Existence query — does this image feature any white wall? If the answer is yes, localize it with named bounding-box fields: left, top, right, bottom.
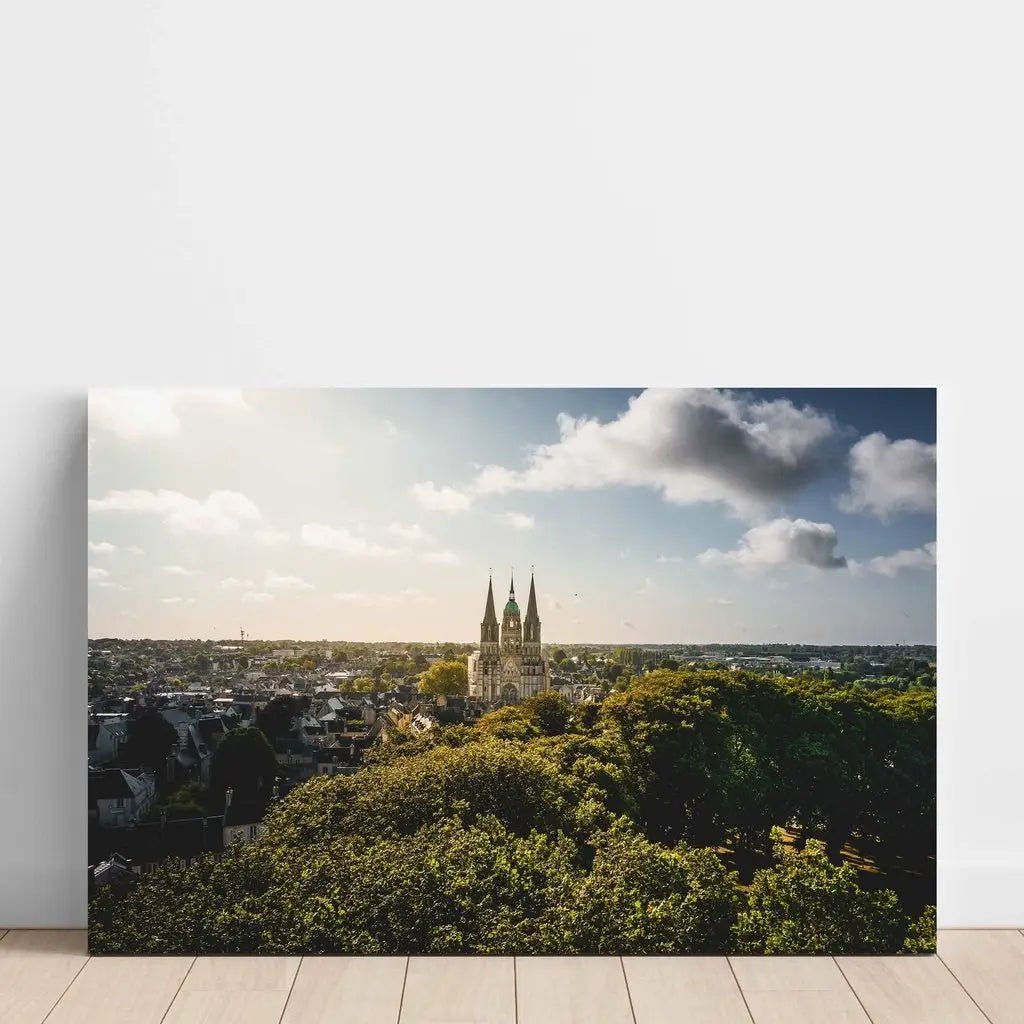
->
left=1, top=1, right=1021, bottom=927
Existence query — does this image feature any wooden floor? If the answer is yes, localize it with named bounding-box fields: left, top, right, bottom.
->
left=1, top=930, right=1023, bottom=1023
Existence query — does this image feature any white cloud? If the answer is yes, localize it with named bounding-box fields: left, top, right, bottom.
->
left=840, top=432, right=936, bottom=519
left=495, top=511, right=535, bottom=531
left=414, top=389, right=838, bottom=519
left=410, top=481, right=473, bottom=513
left=253, top=528, right=290, bottom=547
left=242, top=591, right=275, bottom=604
left=127, top=545, right=145, bottom=556
left=637, top=576, right=654, bottom=594
left=264, top=570, right=314, bottom=590
left=163, top=565, right=199, bottom=576
left=219, top=577, right=255, bottom=590
left=89, top=389, right=247, bottom=440
left=300, top=523, right=400, bottom=558
left=388, top=522, right=433, bottom=543
left=708, top=597, right=734, bottom=606
left=421, top=548, right=461, bottom=566
left=160, top=595, right=193, bottom=605
left=862, top=541, right=936, bottom=577
left=334, top=588, right=434, bottom=606
left=89, top=489, right=263, bottom=536
left=698, top=517, right=847, bottom=571
left=88, top=541, right=116, bottom=554
left=88, top=566, right=110, bottom=581
left=656, top=554, right=686, bottom=564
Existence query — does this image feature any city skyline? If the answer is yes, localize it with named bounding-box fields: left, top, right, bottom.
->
left=88, top=388, right=936, bottom=644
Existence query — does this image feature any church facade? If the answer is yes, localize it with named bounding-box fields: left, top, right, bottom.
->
left=468, top=573, right=549, bottom=703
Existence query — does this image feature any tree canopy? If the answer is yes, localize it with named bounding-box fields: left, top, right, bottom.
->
left=118, top=709, right=177, bottom=774
left=91, top=667, right=935, bottom=955
left=418, top=659, right=469, bottom=696
left=209, top=727, right=278, bottom=800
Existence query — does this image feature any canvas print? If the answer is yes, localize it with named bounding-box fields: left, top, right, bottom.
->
left=87, top=388, right=936, bottom=955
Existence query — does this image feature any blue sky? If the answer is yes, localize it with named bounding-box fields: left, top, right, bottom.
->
left=88, top=388, right=935, bottom=643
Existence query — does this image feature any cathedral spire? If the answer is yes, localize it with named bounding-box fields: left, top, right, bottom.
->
left=525, top=571, right=539, bottom=622
left=509, top=571, right=515, bottom=600
left=483, top=574, right=497, bottom=624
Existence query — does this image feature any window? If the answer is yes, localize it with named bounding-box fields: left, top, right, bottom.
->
left=248, top=824, right=259, bottom=840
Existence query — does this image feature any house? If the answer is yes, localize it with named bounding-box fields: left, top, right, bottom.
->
left=88, top=768, right=157, bottom=827
left=89, top=814, right=225, bottom=874
left=182, top=716, right=228, bottom=786
left=314, top=745, right=362, bottom=775
left=222, top=790, right=268, bottom=847
left=160, top=706, right=195, bottom=745
left=89, top=853, right=137, bottom=895
left=273, top=738, right=315, bottom=779
left=89, top=714, right=129, bottom=766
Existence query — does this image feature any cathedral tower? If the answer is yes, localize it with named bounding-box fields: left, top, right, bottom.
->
left=501, top=574, right=522, bottom=655
left=523, top=572, right=541, bottom=655
left=480, top=575, right=499, bottom=654
left=468, top=569, right=549, bottom=703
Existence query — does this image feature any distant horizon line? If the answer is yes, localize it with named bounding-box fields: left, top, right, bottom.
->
left=87, top=635, right=937, bottom=648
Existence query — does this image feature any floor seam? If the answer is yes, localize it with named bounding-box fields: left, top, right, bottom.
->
left=833, top=958, right=877, bottom=1024
left=513, top=957, right=519, bottom=1024
left=725, top=957, right=757, bottom=1024
left=936, top=953, right=995, bottom=1024
left=156, top=955, right=197, bottom=1024
left=619, top=957, right=637, bottom=1024
left=395, top=956, right=410, bottom=1024
left=276, top=957, right=303, bottom=1024
left=39, top=949, right=91, bottom=1024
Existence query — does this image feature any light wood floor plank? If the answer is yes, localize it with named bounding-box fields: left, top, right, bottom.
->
left=400, top=956, right=514, bottom=1024
left=939, top=931, right=1024, bottom=1024
left=0, top=931, right=89, bottom=1024
left=516, top=957, right=633, bottom=1024
left=46, top=955, right=194, bottom=1024
left=624, top=957, right=752, bottom=1024
left=281, top=956, right=406, bottom=1024
left=729, top=957, right=870, bottom=1024
left=162, top=956, right=300, bottom=1024
left=837, top=956, right=987, bottom=1023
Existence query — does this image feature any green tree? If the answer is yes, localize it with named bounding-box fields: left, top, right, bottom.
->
left=209, top=727, right=278, bottom=800
left=150, top=782, right=208, bottom=820
left=256, top=695, right=309, bottom=742
left=564, top=824, right=739, bottom=954
left=733, top=833, right=909, bottom=954
left=418, top=659, right=469, bottom=696
left=477, top=691, right=572, bottom=740
left=902, top=905, right=937, bottom=954
left=119, top=709, right=178, bottom=773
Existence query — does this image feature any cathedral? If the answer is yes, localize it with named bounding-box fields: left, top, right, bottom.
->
left=468, top=572, right=549, bottom=703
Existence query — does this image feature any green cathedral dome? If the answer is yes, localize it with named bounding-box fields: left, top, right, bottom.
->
left=503, top=597, right=520, bottom=616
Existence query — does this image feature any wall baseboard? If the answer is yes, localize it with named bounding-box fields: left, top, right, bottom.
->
left=939, top=866, right=1024, bottom=928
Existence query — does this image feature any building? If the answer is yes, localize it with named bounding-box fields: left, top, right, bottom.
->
left=87, top=768, right=157, bottom=827
left=468, top=573, right=549, bottom=703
